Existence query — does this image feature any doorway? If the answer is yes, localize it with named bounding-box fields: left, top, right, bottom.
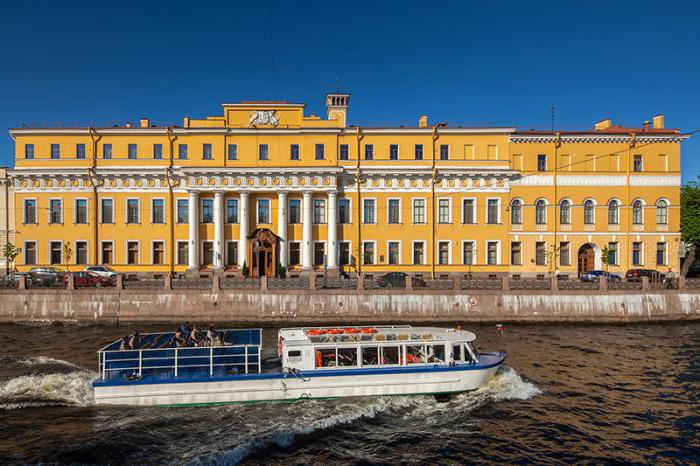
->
left=578, top=244, right=596, bottom=275
left=249, top=228, right=278, bottom=278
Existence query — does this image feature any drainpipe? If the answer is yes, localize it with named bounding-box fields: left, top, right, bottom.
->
left=167, top=127, right=177, bottom=274
left=553, top=132, right=561, bottom=276
left=89, top=127, right=101, bottom=265
left=627, top=132, right=636, bottom=272
left=356, top=126, right=363, bottom=276
left=431, top=125, right=438, bottom=279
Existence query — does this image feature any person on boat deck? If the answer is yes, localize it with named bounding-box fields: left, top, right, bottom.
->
left=172, top=330, right=187, bottom=348
left=206, top=324, right=219, bottom=346
left=127, top=331, right=141, bottom=349
left=119, top=335, right=129, bottom=351
left=189, top=324, right=203, bottom=346
left=178, top=321, right=192, bottom=338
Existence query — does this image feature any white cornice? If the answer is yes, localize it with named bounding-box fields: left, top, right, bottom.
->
left=510, top=134, right=690, bottom=144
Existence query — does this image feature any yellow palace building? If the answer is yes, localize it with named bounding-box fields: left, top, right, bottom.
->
left=8, top=93, right=688, bottom=278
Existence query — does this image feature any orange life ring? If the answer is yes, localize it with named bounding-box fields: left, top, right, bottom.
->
left=361, top=327, right=378, bottom=334
left=327, top=328, right=342, bottom=335
left=343, top=327, right=359, bottom=334
left=307, top=329, right=323, bottom=336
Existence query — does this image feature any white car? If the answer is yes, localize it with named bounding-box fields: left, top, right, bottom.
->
left=84, top=265, right=118, bottom=280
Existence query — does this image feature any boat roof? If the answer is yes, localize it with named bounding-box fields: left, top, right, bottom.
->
left=279, top=325, right=476, bottom=345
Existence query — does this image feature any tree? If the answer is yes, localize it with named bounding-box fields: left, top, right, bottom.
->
left=63, top=241, right=73, bottom=271
left=681, top=177, right=700, bottom=276
left=601, top=246, right=612, bottom=272
left=241, top=261, right=249, bottom=278
left=2, top=242, right=19, bottom=273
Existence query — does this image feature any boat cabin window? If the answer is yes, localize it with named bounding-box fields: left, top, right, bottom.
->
left=337, top=347, right=357, bottom=366
left=362, top=347, right=379, bottom=366
left=428, top=344, right=446, bottom=363
left=452, top=344, right=463, bottom=362
left=381, top=346, right=401, bottom=365
left=316, top=348, right=337, bottom=368
left=287, top=350, right=301, bottom=358
left=406, top=345, right=426, bottom=364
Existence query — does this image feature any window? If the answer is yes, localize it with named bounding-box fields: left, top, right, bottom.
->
left=152, top=199, right=165, bottom=224
left=608, top=242, right=618, bottom=265
left=50, top=241, right=62, bottom=265
left=438, top=199, right=450, bottom=223
left=487, top=241, right=498, bottom=265
left=363, top=242, right=375, bottom=265
left=257, top=199, right=270, bottom=223
left=102, top=242, right=113, bottom=265
left=177, top=241, right=188, bottom=265
left=510, top=200, right=522, bottom=225
left=537, top=154, right=547, bottom=171
left=338, top=198, right=351, bottom=224
left=128, top=144, right=137, bottom=159
left=608, top=200, right=619, bottom=225
left=339, top=242, right=351, bottom=266
left=388, top=241, right=400, bottom=265
left=24, top=199, right=37, bottom=224
left=76, top=241, right=88, bottom=265
left=313, top=199, right=326, bottom=224
left=178, top=144, right=188, bottom=160
left=388, top=199, right=400, bottom=224
left=656, top=242, right=667, bottom=266
left=76, top=144, right=86, bottom=159
left=227, top=144, right=238, bottom=160
left=413, top=242, right=425, bottom=265
left=633, top=200, right=644, bottom=225
left=24, top=241, right=36, bottom=265
left=202, top=143, right=212, bottom=160
left=463, top=199, right=475, bottom=224
left=289, top=242, right=301, bottom=266
left=127, top=199, right=139, bottom=224
left=152, top=241, right=164, bottom=265
left=633, top=155, right=643, bottom=172
left=226, top=199, right=238, bottom=223
left=101, top=199, right=114, bottom=224
left=25, top=144, right=34, bottom=159
left=510, top=242, right=521, bottom=265
left=177, top=199, right=188, bottom=223
left=315, top=144, right=325, bottom=160
left=362, top=347, right=380, bottom=366
left=201, top=199, right=214, bottom=223
left=389, top=144, right=399, bottom=160
left=656, top=200, right=668, bottom=225
left=414, top=144, right=423, bottom=160
left=226, top=242, right=238, bottom=266
left=290, top=144, right=300, bottom=160
left=535, top=200, right=547, bottom=224
left=535, top=242, right=546, bottom=266
left=126, top=242, right=139, bottom=265
left=289, top=199, right=301, bottom=224
left=584, top=200, right=595, bottom=225
left=413, top=199, right=425, bottom=224
left=49, top=199, right=62, bottom=224
left=560, top=200, right=571, bottom=225
left=633, top=242, right=643, bottom=266
left=438, top=241, right=450, bottom=265
left=487, top=199, right=499, bottom=224
left=202, top=242, right=213, bottom=265
left=440, top=144, right=449, bottom=160
left=258, top=144, right=268, bottom=160
left=75, top=199, right=88, bottom=224
left=153, top=144, right=163, bottom=159
left=364, top=144, right=373, bottom=160
left=339, top=144, right=349, bottom=160
left=463, top=242, right=474, bottom=265
left=363, top=199, right=375, bottom=223
left=103, top=144, right=112, bottom=159
left=314, top=242, right=325, bottom=266
left=560, top=242, right=570, bottom=266
left=51, top=144, right=60, bottom=159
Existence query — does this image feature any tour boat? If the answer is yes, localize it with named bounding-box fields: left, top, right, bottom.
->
left=92, top=326, right=506, bottom=406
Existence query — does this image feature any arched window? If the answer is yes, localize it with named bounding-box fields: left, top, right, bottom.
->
left=535, top=199, right=547, bottom=225
left=656, top=200, right=668, bottom=225
left=632, top=200, right=644, bottom=225
left=559, top=200, right=571, bottom=225
left=510, top=199, right=522, bottom=225
left=584, top=200, right=595, bottom=225
left=608, top=200, right=619, bottom=225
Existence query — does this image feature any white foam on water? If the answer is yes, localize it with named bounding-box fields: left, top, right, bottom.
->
left=17, top=356, right=82, bottom=369
left=0, top=370, right=96, bottom=409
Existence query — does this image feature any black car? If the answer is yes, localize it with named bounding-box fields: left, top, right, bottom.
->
left=376, top=272, right=426, bottom=288
left=27, top=267, right=66, bottom=287
left=625, top=269, right=665, bottom=282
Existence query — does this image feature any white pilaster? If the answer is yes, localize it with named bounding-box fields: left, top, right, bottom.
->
left=302, top=190, right=313, bottom=270
left=327, top=190, right=338, bottom=271
left=238, top=191, right=249, bottom=268
left=213, top=191, right=224, bottom=269
left=187, top=191, right=199, bottom=269
left=278, top=191, right=288, bottom=268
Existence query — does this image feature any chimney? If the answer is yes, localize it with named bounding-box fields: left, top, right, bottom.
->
left=419, top=115, right=428, bottom=128
left=594, top=119, right=612, bottom=131
left=325, top=92, right=350, bottom=128
left=139, top=117, right=150, bottom=128
left=183, top=116, right=190, bottom=128
left=642, top=121, right=651, bottom=131
left=125, top=122, right=132, bottom=128
left=653, top=114, right=665, bottom=129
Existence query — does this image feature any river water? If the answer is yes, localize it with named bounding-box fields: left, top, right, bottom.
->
left=0, top=322, right=698, bottom=465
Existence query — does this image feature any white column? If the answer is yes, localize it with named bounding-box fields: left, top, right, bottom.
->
left=213, top=191, right=224, bottom=269
left=327, top=190, right=338, bottom=270
left=302, top=190, right=313, bottom=270
left=187, top=191, right=199, bottom=269
left=238, top=191, right=249, bottom=268
left=278, top=191, right=288, bottom=268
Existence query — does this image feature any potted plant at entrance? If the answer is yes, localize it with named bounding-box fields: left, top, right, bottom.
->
left=241, top=261, right=249, bottom=278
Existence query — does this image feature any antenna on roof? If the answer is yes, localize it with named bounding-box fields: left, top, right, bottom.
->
left=550, top=105, right=556, bottom=131
left=335, top=76, right=340, bottom=93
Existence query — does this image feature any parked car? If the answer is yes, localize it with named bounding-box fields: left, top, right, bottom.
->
left=376, top=272, right=426, bottom=288
left=84, top=265, right=118, bottom=281
left=27, top=267, right=66, bottom=287
left=625, top=269, right=665, bottom=282
left=67, top=271, right=107, bottom=288
left=2, top=272, right=26, bottom=287
left=580, top=270, right=622, bottom=282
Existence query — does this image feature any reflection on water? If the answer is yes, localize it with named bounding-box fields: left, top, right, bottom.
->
left=0, top=323, right=698, bottom=465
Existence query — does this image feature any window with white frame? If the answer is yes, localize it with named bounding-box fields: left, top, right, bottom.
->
left=257, top=199, right=270, bottom=223
left=487, top=241, right=498, bottom=265
left=584, top=200, right=595, bottom=225
left=388, top=199, right=400, bottom=224
left=438, top=199, right=450, bottom=224
left=226, top=198, right=239, bottom=223
left=632, top=200, right=644, bottom=225
left=462, top=241, right=475, bottom=265
left=388, top=241, right=400, bottom=265
left=413, top=199, right=425, bottom=223
left=226, top=241, right=238, bottom=266
left=486, top=199, right=499, bottom=224
left=656, top=200, right=668, bottom=225
left=510, top=199, right=522, bottom=225
left=75, top=241, right=88, bottom=265
left=24, top=199, right=37, bottom=224
left=362, top=241, right=375, bottom=265
left=201, top=199, right=214, bottom=223
left=151, top=199, right=165, bottom=224
left=176, top=199, right=188, bottom=223
left=127, top=241, right=139, bottom=265
left=608, top=200, right=619, bottom=225
left=338, top=198, right=351, bottom=224
left=313, top=199, right=326, bottom=224
left=289, top=199, right=301, bottom=224
left=49, top=241, right=62, bottom=264
left=535, top=199, right=547, bottom=225
left=413, top=242, right=424, bottom=265
left=49, top=199, right=62, bottom=224
left=438, top=241, right=450, bottom=265
left=463, top=199, right=475, bottom=224
left=152, top=241, right=165, bottom=265
left=75, top=199, right=88, bottom=224
left=126, top=199, right=139, bottom=224
left=363, top=199, right=375, bottom=224
left=633, top=242, right=643, bottom=266
left=101, top=199, right=113, bottom=224
left=24, top=241, right=37, bottom=265
left=560, top=200, right=571, bottom=225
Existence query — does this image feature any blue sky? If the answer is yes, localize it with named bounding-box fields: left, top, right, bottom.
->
left=1, top=1, right=698, bottom=179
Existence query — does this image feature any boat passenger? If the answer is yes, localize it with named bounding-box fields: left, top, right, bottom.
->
left=127, top=331, right=141, bottom=349
left=178, top=321, right=192, bottom=338
left=190, top=324, right=203, bottom=346
left=206, top=325, right=219, bottom=346
left=172, top=330, right=187, bottom=348
left=118, top=335, right=129, bottom=351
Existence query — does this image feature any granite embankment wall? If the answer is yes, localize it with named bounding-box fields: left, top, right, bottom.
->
left=1, top=289, right=700, bottom=325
